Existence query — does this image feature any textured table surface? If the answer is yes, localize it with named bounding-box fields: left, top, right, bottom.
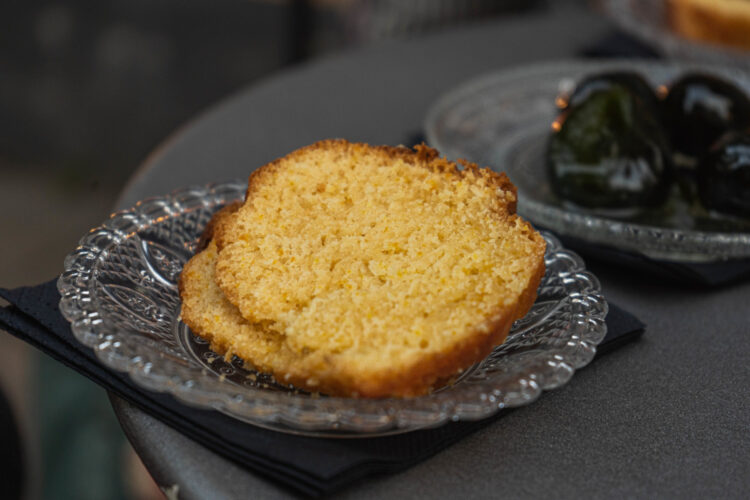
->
left=112, top=4, right=750, bottom=499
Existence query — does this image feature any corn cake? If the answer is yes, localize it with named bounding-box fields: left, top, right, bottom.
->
left=182, top=140, right=546, bottom=397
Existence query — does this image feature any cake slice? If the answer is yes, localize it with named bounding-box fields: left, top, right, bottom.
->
left=180, top=202, right=300, bottom=375
left=198, top=139, right=546, bottom=398
left=180, top=239, right=301, bottom=375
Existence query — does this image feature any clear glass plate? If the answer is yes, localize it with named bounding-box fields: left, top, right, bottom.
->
left=58, top=181, right=607, bottom=437
left=425, top=59, right=750, bottom=263
left=599, top=0, right=750, bottom=69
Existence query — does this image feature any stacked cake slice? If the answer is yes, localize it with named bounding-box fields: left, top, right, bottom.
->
left=179, top=140, right=546, bottom=398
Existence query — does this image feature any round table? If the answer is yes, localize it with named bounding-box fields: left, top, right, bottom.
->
left=112, top=4, right=750, bottom=499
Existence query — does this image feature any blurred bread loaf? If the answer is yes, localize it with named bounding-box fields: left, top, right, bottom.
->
left=182, top=139, right=546, bottom=398
left=668, top=0, right=750, bottom=50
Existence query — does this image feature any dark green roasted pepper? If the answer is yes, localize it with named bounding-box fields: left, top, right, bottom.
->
left=663, top=73, right=750, bottom=159
left=697, top=131, right=750, bottom=218
left=547, top=86, right=672, bottom=210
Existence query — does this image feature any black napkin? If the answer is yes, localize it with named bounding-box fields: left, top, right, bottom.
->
left=0, top=280, right=643, bottom=497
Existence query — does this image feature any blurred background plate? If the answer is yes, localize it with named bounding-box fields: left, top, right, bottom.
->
left=425, top=59, right=750, bottom=262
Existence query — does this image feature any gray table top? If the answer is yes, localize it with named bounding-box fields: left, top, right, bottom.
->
left=112, top=4, right=750, bottom=499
